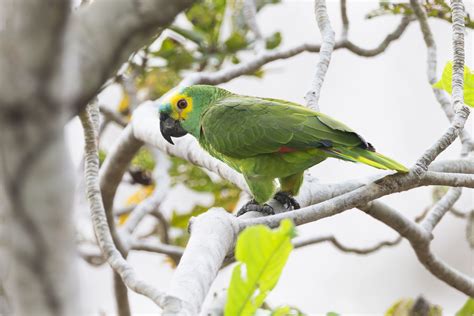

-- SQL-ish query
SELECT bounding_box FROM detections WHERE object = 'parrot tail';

[324,147,409,173]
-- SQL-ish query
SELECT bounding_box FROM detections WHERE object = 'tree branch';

[80,102,167,308]
[293,234,402,255]
[161,209,239,315]
[361,201,473,296]
[409,0,473,153]
[243,0,264,51]
[420,187,462,232]
[342,16,413,57]
[54,0,194,111]
[121,149,171,235]
[305,0,335,111]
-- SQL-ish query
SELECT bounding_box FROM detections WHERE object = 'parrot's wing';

[200,96,369,158]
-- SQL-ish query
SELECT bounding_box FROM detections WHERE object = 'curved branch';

[80,103,167,308]
[305,0,335,111]
[56,0,194,111]
[409,0,473,152]
[130,239,184,259]
[342,16,413,57]
[293,234,402,255]
[420,187,462,232]
[361,201,473,296]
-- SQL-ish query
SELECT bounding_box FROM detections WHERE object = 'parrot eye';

[177,99,188,110]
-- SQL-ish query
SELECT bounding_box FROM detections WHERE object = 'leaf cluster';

[366,0,474,29]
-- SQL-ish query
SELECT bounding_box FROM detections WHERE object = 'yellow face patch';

[167,92,193,121]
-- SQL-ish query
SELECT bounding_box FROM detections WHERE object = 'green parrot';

[159,85,408,215]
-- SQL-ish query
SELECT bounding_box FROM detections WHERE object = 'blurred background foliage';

[367,0,474,28]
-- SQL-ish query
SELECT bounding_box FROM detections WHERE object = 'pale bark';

[0,1,79,315]
[0,0,194,314]
[305,0,335,111]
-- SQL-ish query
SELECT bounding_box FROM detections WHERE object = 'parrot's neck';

[181,89,231,139]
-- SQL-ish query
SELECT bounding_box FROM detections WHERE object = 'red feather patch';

[278,146,297,153]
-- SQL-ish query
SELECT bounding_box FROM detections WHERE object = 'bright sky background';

[66,0,473,314]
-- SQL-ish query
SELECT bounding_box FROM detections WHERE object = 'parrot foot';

[274,192,300,210]
[237,200,275,217]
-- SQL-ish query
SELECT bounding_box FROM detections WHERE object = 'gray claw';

[237,199,275,217]
[274,192,300,210]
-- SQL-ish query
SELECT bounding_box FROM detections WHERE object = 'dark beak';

[159,113,188,145]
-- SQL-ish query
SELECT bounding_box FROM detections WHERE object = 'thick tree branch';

[161,209,239,316]
[53,0,194,111]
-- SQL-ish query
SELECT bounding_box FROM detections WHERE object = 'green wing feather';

[200,95,407,172]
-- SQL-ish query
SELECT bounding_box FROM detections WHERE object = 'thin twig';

[421,187,462,232]
[293,235,402,255]
[243,0,264,51]
[305,0,335,111]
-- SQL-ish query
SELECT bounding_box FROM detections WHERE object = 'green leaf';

[271,306,291,316]
[326,313,340,316]
[131,148,156,172]
[433,61,474,107]
[153,38,194,70]
[265,31,282,50]
[385,298,413,316]
[225,219,296,316]
[186,0,226,43]
[169,25,207,46]
[225,32,248,53]
[385,297,442,316]
[456,298,474,316]
[98,149,107,166]
[170,205,208,229]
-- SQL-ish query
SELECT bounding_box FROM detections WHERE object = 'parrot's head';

[158,85,230,144]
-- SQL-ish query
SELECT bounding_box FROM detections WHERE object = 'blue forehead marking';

[159,102,172,113]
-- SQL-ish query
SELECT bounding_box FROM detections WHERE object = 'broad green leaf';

[225,219,296,316]
[456,298,474,316]
[265,31,282,50]
[433,61,474,107]
[326,313,340,316]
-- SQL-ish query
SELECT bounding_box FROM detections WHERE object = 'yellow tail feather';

[327,147,408,173]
